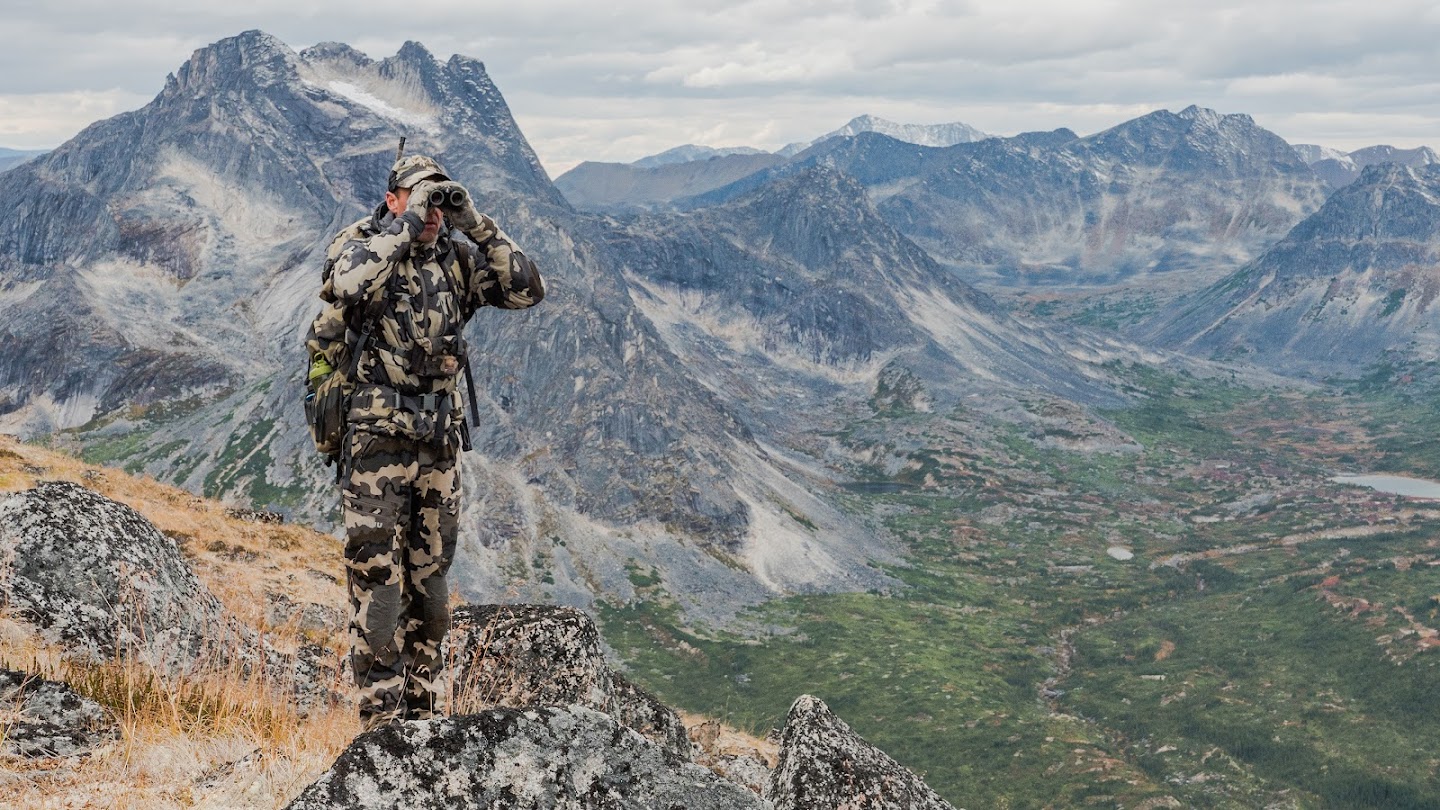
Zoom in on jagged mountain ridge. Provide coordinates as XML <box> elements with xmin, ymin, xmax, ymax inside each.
<box><xmin>1141</xmin><ymin>163</ymin><xmax>1440</xmax><ymax>373</ymax></box>
<box><xmin>689</xmin><ymin>106</ymin><xmax>1329</xmax><ymax>289</ymax></box>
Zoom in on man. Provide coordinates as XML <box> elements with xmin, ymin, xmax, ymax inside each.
<box><xmin>310</xmin><ymin>154</ymin><xmax>545</xmax><ymax>730</ymax></box>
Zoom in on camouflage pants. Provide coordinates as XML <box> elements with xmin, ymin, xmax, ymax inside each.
<box><xmin>341</xmin><ymin>429</ymin><xmax>459</xmax><ymax>730</ymax></box>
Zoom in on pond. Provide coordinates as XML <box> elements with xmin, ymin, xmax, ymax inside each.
<box><xmin>1331</xmin><ymin>474</ymin><xmax>1440</xmax><ymax>500</ymax></box>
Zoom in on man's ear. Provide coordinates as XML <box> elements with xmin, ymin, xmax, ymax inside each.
<box><xmin>385</xmin><ymin>190</ymin><xmax>401</xmax><ymax>216</ymax></box>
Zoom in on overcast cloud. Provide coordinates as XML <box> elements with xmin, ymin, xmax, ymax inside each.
<box><xmin>2</xmin><ymin>0</ymin><xmax>1436</xmax><ymax>174</ymax></box>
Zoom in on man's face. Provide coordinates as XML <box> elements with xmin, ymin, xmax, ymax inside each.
<box><xmin>385</xmin><ymin>184</ymin><xmax>445</xmax><ymax>243</ymax></box>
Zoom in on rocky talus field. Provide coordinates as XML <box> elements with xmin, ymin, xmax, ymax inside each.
<box><xmin>0</xmin><ymin>435</ymin><xmax>951</xmax><ymax>809</ymax></box>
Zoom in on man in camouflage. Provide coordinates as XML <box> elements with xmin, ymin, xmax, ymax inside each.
<box><xmin>309</xmin><ymin>154</ymin><xmax>545</xmax><ymax>730</ymax></box>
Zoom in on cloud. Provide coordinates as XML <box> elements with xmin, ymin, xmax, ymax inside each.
<box><xmin>0</xmin><ymin>90</ymin><xmax>152</xmax><ymax>149</ymax></box>
<box><xmin>0</xmin><ymin>0</ymin><xmax>1436</xmax><ymax>169</ymax></box>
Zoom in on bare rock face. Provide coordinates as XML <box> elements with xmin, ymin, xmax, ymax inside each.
<box><xmin>766</xmin><ymin>695</ymin><xmax>954</xmax><ymax>810</ymax></box>
<box><xmin>0</xmin><ymin>668</ymin><xmax>117</xmax><ymax>758</ymax></box>
<box><xmin>283</xmin><ymin>706</ymin><xmax>767</xmax><ymax>810</ymax></box>
<box><xmin>446</xmin><ymin>604</ymin><xmax>690</xmax><ymax>762</ymax></box>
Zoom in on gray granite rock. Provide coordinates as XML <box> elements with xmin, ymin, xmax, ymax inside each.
<box><xmin>766</xmin><ymin>695</ymin><xmax>954</xmax><ymax>810</ymax></box>
<box><xmin>0</xmin><ymin>481</ymin><xmax>245</xmax><ymax>673</ymax></box>
<box><xmin>0</xmin><ymin>481</ymin><xmax>332</xmax><ymax>705</ymax></box>
<box><xmin>447</xmin><ymin>604</ymin><xmax>690</xmax><ymax>762</ymax></box>
<box><xmin>284</xmin><ymin>706</ymin><xmax>768</xmax><ymax>810</ymax></box>
<box><xmin>0</xmin><ymin>668</ymin><xmax>116</xmax><ymax>758</ymax></box>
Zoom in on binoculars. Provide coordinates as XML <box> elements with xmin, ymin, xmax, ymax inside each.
<box><xmin>427</xmin><ymin>185</ymin><xmax>467</xmax><ymax>208</ymax></box>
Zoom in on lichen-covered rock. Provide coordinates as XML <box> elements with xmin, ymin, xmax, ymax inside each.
<box><xmin>0</xmin><ymin>481</ymin><xmax>246</xmax><ymax>673</ymax></box>
<box><xmin>284</xmin><ymin>706</ymin><xmax>768</xmax><ymax>810</ymax></box>
<box><xmin>0</xmin><ymin>668</ymin><xmax>117</xmax><ymax>758</ymax></box>
<box><xmin>766</xmin><ymin>695</ymin><xmax>954</xmax><ymax>810</ymax></box>
<box><xmin>0</xmin><ymin>482</ymin><xmax>332</xmax><ymax>705</ymax></box>
<box><xmin>447</xmin><ymin>604</ymin><xmax>690</xmax><ymax>761</ymax></box>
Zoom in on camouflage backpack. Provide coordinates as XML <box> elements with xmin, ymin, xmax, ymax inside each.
<box><xmin>302</xmin><ymin>215</ymin><xmax>389</xmax><ymax>462</ymax></box>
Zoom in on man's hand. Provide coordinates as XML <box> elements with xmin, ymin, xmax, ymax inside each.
<box><xmin>407</xmin><ymin>180</ymin><xmax>442</xmax><ymax>219</ymax></box>
<box><xmin>435</xmin><ymin>181</ymin><xmax>481</xmax><ymax>232</ymax></box>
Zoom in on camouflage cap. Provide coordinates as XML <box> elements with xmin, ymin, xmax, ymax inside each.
<box><xmin>388</xmin><ymin>155</ymin><xmax>450</xmax><ymax>191</ymax></box>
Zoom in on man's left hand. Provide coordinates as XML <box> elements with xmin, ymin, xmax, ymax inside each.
<box><xmin>437</xmin><ymin>182</ymin><xmax>481</xmax><ymax>232</ymax></box>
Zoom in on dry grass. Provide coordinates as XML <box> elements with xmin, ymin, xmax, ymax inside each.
<box><xmin>0</xmin><ymin>436</ymin><xmax>359</xmax><ymax>809</ymax></box>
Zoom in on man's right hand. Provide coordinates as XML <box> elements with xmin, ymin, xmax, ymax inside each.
<box><xmin>407</xmin><ymin>180</ymin><xmax>441</xmax><ymax>219</ymax></box>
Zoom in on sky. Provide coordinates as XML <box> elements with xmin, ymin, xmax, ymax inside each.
<box><xmin>2</xmin><ymin>0</ymin><xmax>1437</xmax><ymax>175</ymax></box>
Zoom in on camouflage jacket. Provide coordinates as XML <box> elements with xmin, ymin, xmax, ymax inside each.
<box><xmin>307</xmin><ymin>204</ymin><xmax>545</xmax><ymax>443</ymax></box>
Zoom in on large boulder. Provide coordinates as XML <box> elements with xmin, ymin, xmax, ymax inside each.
<box><xmin>0</xmin><ymin>481</ymin><xmax>245</xmax><ymax>673</ymax></box>
<box><xmin>283</xmin><ymin>705</ymin><xmax>768</xmax><ymax>810</ymax></box>
<box><xmin>0</xmin><ymin>482</ymin><xmax>327</xmax><ymax>703</ymax></box>
<box><xmin>447</xmin><ymin>604</ymin><xmax>690</xmax><ymax>761</ymax></box>
<box><xmin>766</xmin><ymin>695</ymin><xmax>955</xmax><ymax>810</ymax></box>
<box><xmin>0</xmin><ymin>668</ymin><xmax>117</xmax><ymax>758</ymax></box>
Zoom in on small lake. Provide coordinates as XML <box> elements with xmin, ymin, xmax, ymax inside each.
<box><xmin>1331</xmin><ymin>474</ymin><xmax>1440</xmax><ymax>500</ymax></box>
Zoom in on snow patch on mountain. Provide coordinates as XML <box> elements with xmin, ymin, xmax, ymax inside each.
<box><xmin>321</xmin><ymin>80</ymin><xmax>440</xmax><ymax>135</ymax></box>
<box><xmin>781</xmin><ymin>115</ymin><xmax>989</xmax><ymax>157</ymax></box>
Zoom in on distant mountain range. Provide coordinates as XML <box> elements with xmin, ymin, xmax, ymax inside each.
<box><xmin>686</xmin><ymin>106</ymin><xmax>1330</xmax><ymax>290</ymax></box>
<box><xmin>555</xmin><ymin>115</ymin><xmax>990</xmax><ymax>212</ymax></box>
<box><xmin>631</xmin><ymin>144</ymin><xmax>770</xmax><ymax>169</ymax></box>
<box><xmin>776</xmin><ymin>114</ymin><xmax>990</xmax><ymax>156</ymax></box>
<box><xmin>1294</xmin><ymin>143</ymin><xmax>1439</xmax><ymax>190</ymax></box>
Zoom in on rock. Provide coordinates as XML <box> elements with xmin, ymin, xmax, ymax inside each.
<box><xmin>0</xmin><ymin>481</ymin><xmax>246</xmax><ymax>673</ymax></box>
<box><xmin>224</xmin><ymin>507</ymin><xmax>284</xmax><ymax>524</ymax></box>
<box><xmin>265</xmin><ymin>591</ymin><xmax>345</xmax><ymax>635</ymax></box>
<box><xmin>0</xmin><ymin>482</ymin><xmax>331</xmax><ymax>704</ymax></box>
<box><xmin>446</xmin><ymin>604</ymin><xmax>690</xmax><ymax>762</ymax></box>
<box><xmin>0</xmin><ymin>668</ymin><xmax>117</xmax><ymax>758</ymax></box>
<box><xmin>284</xmin><ymin>706</ymin><xmax>768</xmax><ymax>810</ymax></box>
<box><xmin>766</xmin><ymin>695</ymin><xmax>955</xmax><ymax>810</ymax></box>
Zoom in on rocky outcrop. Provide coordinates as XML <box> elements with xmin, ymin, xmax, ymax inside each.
<box><xmin>0</xmin><ymin>481</ymin><xmax>246</xmax><ymax>672</ymax></box>
<box><xmin>0</xmin><ymin>481</ymin><xmax>328</xmax><ymax>702</ymax></box>
<box><xmin>766</xmin><ymin>695</ymin><xmax>955</xmax><ymax>810</ymax></box>
<box><xmin>283</xmin><ymin>706</ymin><xmax>767</xmax><ymax>810</ymax></box>
<box><xmin>446</xmin><ymin>604</ymin><xmax>690</xmax><ymax>762</ymax></box>
<box><xmin>0</xmin><ymin>668</ymin><xmax>117</xmax><ymax>758</ymax></box>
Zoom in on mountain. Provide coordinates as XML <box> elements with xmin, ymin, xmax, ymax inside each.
<box><xmin>1141</xmin><ymin>162</ymin><xmax>1440</xmax><ymax>374</ymax></box>
<box><xmin>554</xmin><ymin>151</ymin><xmax>785</xmax><ymax>212</ymax></box>
<box><xmin>0</xmin><ymin>31</ymin><xmax>1137</xmax><ymax>622</ymax></box>
<box><xmin>692</xmin><ymin>106</ymin><xmax>1329</xmax><ymax>290</ymax></box>
<box><xmin>778</xmin><ymin>114</ymin><xmax>989</xmax><ymax>157</ymax></box>
<box><xmin>0</xmin><ymin>31</ymin><xmax>787</xmax><ymax>619</ymax></box>
<box><xmin>1292</xmin><ymin>143</ymin><xmax>1349</xmax><ymax>164</ymax></box>
<box><xmin>0</xmin><ymin>147</ymin><xmax>47</xmax><ymax>173</ymax></box>
<box><xmin>1304</xmin><ymin>144</ymin><xmax>1439</xmax><ymax>190</ymax></box>
<box><xmin>632</xmin><ymin>144</ymin><xmax>771</xmax><ymax>169</ymax></box>
<box><xmin>607</xmin><ymin>166</ymin><xmax>1124</xmax><ymax>413</ymax></box>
